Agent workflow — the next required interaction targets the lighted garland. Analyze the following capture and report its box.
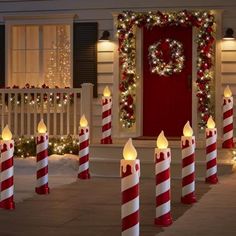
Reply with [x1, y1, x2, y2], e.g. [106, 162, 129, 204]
[148, 38, 185, 76]
[117, 10, 215, 129]
[14, 135, 79, 157]
[5, 83, 74, 106]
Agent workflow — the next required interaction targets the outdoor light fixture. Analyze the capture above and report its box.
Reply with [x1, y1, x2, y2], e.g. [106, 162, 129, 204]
[99, 30, 110, 41]
[223, 28, 235, 40]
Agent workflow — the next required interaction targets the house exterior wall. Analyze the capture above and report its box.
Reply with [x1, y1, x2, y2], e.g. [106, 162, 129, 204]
[0, 0, 236, 141]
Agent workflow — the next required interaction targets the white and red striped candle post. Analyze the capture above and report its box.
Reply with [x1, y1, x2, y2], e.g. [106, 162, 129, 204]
[101, 86, 112, 144]
[154, 131, 172, 227]
[181, 121, 197, 204]
[205, 116, 218, 184]
[0, 125, 15, 210]
[222, 85, 234, 148]
[121, 138, 140, 236]
[78, 114, 90, 179]
[35, 119, 50, 194]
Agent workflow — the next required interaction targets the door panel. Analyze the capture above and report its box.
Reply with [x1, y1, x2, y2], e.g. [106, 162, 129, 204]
[143, 26, 192, 137]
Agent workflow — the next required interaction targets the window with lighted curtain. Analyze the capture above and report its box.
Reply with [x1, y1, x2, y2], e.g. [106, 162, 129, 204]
[11, 24, 71, 88]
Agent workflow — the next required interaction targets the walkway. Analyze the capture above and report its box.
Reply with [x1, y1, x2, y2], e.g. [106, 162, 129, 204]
[0, 174, 235, 235]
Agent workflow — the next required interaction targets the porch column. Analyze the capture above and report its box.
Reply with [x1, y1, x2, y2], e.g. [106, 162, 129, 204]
[81, 83, 94, 141]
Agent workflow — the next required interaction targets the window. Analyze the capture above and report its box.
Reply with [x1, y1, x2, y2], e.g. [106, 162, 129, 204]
[10, 24, 71, 88]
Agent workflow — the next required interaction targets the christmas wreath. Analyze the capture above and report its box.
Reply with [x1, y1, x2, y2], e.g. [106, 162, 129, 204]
[148, 38, 185, 76]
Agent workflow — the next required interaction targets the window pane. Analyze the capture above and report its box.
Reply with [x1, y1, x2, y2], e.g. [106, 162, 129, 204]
[43, 25, 56, 49]
[26, 50, 39, 72]
[26, 26, 39, 49]
[12, 26, 25, 50]
[12, 50, 25, 72]
[12, 73, 26, 87]
[10, 24, 71, 88]
[26, 73, 40, 87]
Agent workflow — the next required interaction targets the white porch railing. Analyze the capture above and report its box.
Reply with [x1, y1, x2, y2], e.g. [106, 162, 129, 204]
[0, 83, 93, 138]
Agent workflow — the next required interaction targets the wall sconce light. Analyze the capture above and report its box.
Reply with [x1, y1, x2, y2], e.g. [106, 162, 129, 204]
[99, 30, 110, 41]
[223, 28, 235, 40]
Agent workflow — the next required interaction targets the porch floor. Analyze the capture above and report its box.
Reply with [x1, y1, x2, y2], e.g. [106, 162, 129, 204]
[0, 175, 235, 235]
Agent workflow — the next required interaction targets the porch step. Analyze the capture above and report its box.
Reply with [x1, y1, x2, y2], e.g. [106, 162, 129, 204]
[90, 142, 235, 179]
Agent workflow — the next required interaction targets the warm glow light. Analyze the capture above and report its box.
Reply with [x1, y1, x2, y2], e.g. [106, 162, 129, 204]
[2, 125, 12, 141]
[156, 131, 168, 149]
[37, 119, 47, 133]
[207, 116, 215, 129]
[123, 138, 137, 160]
[224, 85, 232, 97]
[103, 86, 111, 97]
[183, 121, 193, 137]
[80, 114, 88, 127]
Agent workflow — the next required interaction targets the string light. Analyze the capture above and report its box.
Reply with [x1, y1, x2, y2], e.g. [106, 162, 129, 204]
[5, 87, 74, 106]
[117, 10, 215, 130]
[45, 25, 71, 88]
[15, 135, 79, 157]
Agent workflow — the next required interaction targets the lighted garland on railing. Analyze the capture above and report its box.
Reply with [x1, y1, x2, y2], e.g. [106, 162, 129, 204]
[14, 135, 79, 158]
[4, 84, 75, 106]
[117, 10, 215, 129]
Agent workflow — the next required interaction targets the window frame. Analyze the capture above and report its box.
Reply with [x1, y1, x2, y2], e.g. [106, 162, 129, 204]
[5, 14, 75, 88]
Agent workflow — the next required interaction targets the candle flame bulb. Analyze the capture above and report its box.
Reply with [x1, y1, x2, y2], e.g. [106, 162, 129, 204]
[183, 121, 193, 137]
[207, 116, 215, 129]
[156, 131, 168, 149]
[224, 85, 232, 98]
[103, 86, 111, 97]
[80, 114, 88, 127]
[37, 119, 47, 133]
[123, 138, 137, 160]
[2, 125, 12, 141]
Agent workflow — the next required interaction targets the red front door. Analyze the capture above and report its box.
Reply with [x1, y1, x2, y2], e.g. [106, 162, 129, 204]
[143, 26, 192, 137]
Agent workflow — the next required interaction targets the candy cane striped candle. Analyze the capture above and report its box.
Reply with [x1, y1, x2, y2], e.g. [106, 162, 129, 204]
[206, 116, 218, 184]
[0, 125, 15, 210]
[222, 85, 234, 148]
[154, 131, 172, 227]
[35, 119, 50, 194]
[121, 138, 140, 236]
[78, 114, 90, 179]
[101, 86, 112, 144]
[181, 121, 196, 204]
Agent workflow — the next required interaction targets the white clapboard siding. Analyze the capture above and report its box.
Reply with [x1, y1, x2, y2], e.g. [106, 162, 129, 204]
[221, 74, 236, 84]
[98, 41, 114, 52]
[221, 63, 236, 73]
[97, 63, 113, 73]
[221, 41, 236, 51]
[98, 52, 114, 62]
[222, 51, 236, 62]
[95, 40, 114, 137]
[98, 74, 113, 84]
[79, 19, 114, 31]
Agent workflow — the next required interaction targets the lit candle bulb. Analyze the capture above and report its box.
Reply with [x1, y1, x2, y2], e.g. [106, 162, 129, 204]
[78, 114, 90, 179]
[154, 131, 172, 226]
[35, 119, 50, 194]
[222, 85, 234, 148]
[121, 138, 140, 236]
[0, 125, 15, 209]
[101, 86, 113, 144]
[181, 121, 197, 204]
[205, 116, 218, 184]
